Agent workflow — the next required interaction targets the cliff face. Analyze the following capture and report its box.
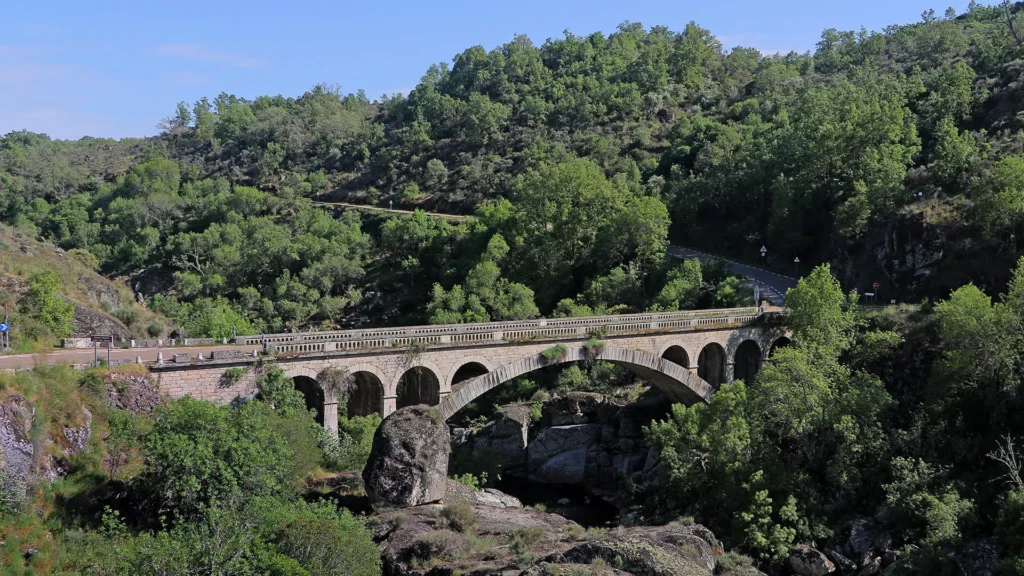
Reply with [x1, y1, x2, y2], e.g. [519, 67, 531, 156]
[837, 201, 1015, 303]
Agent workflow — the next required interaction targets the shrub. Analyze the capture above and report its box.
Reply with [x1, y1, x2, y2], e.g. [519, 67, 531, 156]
[510, 526, 545, 555]
[582, 337, 606, 359]
[411, 531, 470, 564]
[566, 524, 585, 541]
[274, 502, 382, 576]
[20, 269, 75, 338]
[146, 322, 163, 338]
[140, 398, 306, 515]
[529, 402, 543, 423]
[324, 413, 382, 472]
[106, 409, 140, 479]
[113, 308, 139, 327]
[440, 503, 479, 534]
[452, 473, 481, 490]
[540, 344, 568, 363]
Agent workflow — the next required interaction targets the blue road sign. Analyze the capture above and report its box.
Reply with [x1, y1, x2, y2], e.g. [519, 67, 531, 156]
[0, 324, 8, 331]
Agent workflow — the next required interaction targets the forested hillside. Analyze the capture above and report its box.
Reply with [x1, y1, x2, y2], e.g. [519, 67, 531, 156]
[4, 3, 1024, 335]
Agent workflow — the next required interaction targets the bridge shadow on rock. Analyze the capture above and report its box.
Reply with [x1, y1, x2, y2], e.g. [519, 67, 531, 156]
[439, 346, 714, 421]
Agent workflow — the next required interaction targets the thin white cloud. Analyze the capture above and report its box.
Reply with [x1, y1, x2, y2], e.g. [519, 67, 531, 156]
[156, 44, 266, 68]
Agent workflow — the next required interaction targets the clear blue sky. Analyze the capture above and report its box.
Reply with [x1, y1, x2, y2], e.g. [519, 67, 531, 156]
[0, 0, 976, 140]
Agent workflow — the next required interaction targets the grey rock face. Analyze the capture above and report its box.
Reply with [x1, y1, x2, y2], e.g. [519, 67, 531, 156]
[472, 405, 530, 467]
[0, 395, 34, 481]
[362, 405, 450, 507]
[789, 545, 836, 576]
[528, 424, 601, 484]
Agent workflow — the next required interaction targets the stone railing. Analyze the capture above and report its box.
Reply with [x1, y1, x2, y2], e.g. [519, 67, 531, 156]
[258, 308, 762, 354]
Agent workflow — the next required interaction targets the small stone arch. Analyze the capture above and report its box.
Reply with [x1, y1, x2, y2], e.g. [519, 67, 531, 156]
[697, 343, 727, 388]
[446, 355, 495, 387]
[769, 336, 792, 357]
[439, 346, 714, 420]
[397, 365, 442, 408]
[660, 344, 691, 369]
[280, 364, 319, 381]
[733, 340, 763, 384]
[346, 371, 385, 417]
[451, 361, 491, 387]
[291, 374, 324, 425]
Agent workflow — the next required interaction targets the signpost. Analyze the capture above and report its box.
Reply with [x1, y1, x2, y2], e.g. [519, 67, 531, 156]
[91, 335, 113, 369]
[1, 304, 9, 351]
[794, 256, 800, 277]
[760, 246, 767, 267]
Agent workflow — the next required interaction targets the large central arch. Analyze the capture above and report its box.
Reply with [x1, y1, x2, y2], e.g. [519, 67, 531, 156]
[438, 346, 714, 420]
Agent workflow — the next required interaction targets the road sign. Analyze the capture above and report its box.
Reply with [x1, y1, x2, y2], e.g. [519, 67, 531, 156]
[91, 335, 113, 343]
[760, 246, 767, 255]
[0, 324, 8, 332]
[865, 292, 875, 297]
[873, 282, 880, 290]
[794, 257, 800, 263]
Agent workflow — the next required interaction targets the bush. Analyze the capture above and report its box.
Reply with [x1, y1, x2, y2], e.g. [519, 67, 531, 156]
[146, 322, 163, 338]
[440, 503, 478, 534]
[411, 531, 470, 564]
[582, 337, 606, 358]
[274, 502, 382, 576]
[141, 397, 308, 515]
[113, 308, 139, 327]
[510, 526, 545, 555]
[541, 344, 568, 363]
[20, 269, 75, 339]
[451, 473, 481, 490]
[323, 413, 381, 471]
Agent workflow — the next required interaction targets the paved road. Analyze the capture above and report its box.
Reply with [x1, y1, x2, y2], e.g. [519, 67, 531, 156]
[311, 201, 468, 221]
[0, 344, 260, 371]
[667, 246, 798, 305]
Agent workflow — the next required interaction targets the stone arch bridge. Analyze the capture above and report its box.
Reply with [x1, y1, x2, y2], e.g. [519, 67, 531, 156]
[151, 307, 788, 434]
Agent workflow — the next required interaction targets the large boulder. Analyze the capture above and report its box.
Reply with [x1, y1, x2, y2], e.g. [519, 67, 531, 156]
[362, 405, 450, 507]
[789, 545, 836, 576]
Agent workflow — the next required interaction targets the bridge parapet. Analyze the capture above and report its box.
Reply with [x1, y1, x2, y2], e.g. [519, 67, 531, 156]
[256, 309, 761, 355]
[240, 307, 761, 348]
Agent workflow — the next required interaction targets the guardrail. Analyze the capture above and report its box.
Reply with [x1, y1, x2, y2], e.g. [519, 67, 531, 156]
[258, 308, 762, 354]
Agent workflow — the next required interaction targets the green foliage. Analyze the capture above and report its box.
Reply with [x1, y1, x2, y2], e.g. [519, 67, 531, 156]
[20, 269, 75, 339]
[509, 526, 545, 555]
[884, 457, 973, 548]
[141, 397, 314, 515]
[451, 472, 482, 490]
[327, 413, 381, 471]
[440, 503, 479, 534]
[540, 344, 568, 362]
[106, 409, 140, 479]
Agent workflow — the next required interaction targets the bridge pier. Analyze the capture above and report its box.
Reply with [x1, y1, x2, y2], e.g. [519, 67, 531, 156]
[324, 399, 339, 435]
[383, 395, 397, 417]
[725, 361, 735, 384]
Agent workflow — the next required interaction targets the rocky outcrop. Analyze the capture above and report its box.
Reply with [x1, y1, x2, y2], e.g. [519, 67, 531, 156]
[0, 395, 34, 481]
[472, 404, 530, 468]
[363, 405, 450, 507]
[457, 392, 672, 505]
[374, 502, 732, 576]
[789, 545, 836, 576]
[528, 424, 601, 484]
[546, 522, 723, 575]
[72, 303, 132, 342]
[1, 273, 132, 341]
[445, 478, 523, 509]
[106, 373, 164, 413]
